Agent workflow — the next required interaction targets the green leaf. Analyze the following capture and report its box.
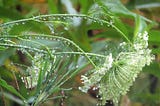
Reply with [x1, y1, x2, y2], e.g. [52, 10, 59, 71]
[143, 62, 160, 78]
[135, 0, 160, 9]
[149, 30, 160, 43]
[95, 0, 135, 18]
[134, 15, 147, 36]
[113, 17, 129, 37]
[0, 92, 24, 105]
[0, 78, 25, 100]
[0, 7, 23, 20]
[152, 48, 160, 54]
[79, 0, 93, 14]
[47, 0, 58, 13]
[0, 46, 6, 50]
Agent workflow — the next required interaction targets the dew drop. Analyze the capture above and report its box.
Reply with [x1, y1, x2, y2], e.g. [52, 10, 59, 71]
[67, 55, 70, 58]
[22, 22, 25, 25]
[51, 31, 54, 34]
[47, 23, 54, 34]
[83, 17, 87, 20]
[64, 27, 68, 31]
[43, 18, 46, 21]
[76, 65, 79, 68]
[67, 42, 70, 45]
[52, 17, 56, 20]
[23, 100, 27, 104]
[62, 16, 66, 20]
[15, 23, 19, 25]
[93, 20, 97, 23]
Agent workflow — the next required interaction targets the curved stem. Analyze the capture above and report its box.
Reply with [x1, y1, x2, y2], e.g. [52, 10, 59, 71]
[0, 14, 131, 44]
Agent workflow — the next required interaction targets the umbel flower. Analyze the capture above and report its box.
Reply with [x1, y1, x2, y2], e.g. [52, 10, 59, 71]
[79, 31, 154, 105]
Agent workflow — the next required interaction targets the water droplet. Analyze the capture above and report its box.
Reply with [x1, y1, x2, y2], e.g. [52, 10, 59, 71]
[47, 23, 54, 34]
[107, 20, 114, 27]
[22, 22, 25, 25]
[67, 42, 70, 45]
[23, 100, 27, 104]
[52, 17, 56, 20]
[64, 27, 68, 31]
[43, 18, 46, 21]
[83, 17, 87, 20]
[93, 20, 97, 23]
[76, 65, 79, 68]
[62, 16, 66, 20]
[67, 55, 70, 58]
[15, 23, 19, 25]
[51, 31, 54, 34]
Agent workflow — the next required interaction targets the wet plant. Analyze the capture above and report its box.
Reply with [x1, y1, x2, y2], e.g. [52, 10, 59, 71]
[0, 0, 156, 106]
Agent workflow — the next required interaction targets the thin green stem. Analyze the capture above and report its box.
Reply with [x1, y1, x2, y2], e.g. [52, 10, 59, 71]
[0, 14, 132, 44]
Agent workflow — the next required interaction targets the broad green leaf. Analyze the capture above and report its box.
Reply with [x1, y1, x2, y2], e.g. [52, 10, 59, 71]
[79, 0, 93, 14]
[113, 17, 129, 37]
[134, 15, 147, 36]
[143, 62, 160, 78]
[0, 78, 25, 100]
[95, 0, 152, 23]
[0, 46, 6, 50]
[47, 0, 58, 14]
[0, 7, 23, 20]
[95, 0, 135, 18]
[149, 30, 160, 43]
[152, 48, 160, 54]
[0, 92, 24, 105]
[135, 0, 160, 9]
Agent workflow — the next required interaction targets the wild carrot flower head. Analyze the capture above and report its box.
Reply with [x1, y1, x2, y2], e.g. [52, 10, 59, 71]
[79, 31, 154, 105]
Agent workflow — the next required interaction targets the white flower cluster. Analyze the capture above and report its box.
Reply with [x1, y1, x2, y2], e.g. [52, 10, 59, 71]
[134, 31, 149, 50]
[79, 53, 113, 93]
[79, 31, 154, 105]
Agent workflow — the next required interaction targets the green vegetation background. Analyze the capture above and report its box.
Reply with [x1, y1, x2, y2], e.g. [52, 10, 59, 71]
[0, 0, 160, 106]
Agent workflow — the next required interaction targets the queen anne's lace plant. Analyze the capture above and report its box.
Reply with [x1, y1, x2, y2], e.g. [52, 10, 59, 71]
[79, 31, 154, 105]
